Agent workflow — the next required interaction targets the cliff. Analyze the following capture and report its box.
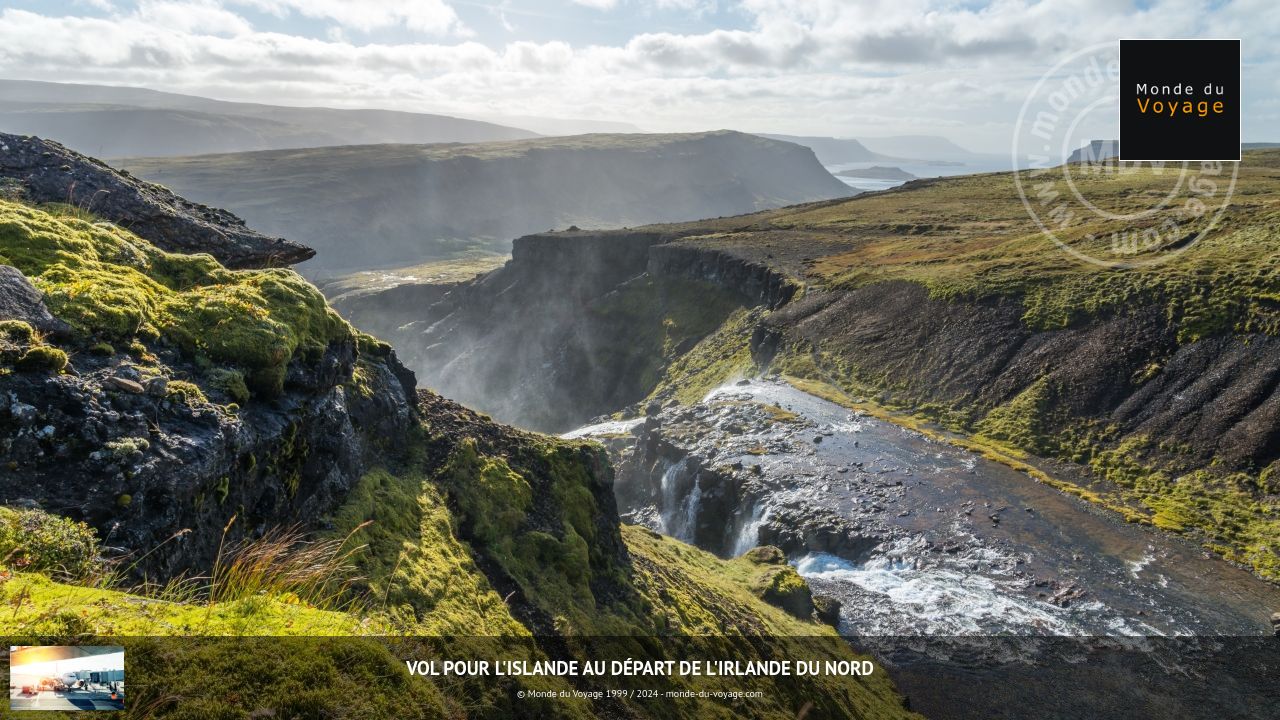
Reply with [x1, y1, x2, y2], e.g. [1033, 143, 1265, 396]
[391, 150, 1280, 582]
[0, 133, 313, 268]
[118, 131, 855, 274]
[0, 147, 915, 719]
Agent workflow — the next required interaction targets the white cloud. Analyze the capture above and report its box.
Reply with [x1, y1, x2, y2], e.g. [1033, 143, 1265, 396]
[0, 1, 1274, 151]
[229, 0, 467, 35]
[569, 0, 620, 10]
[137, 1, 252, 36]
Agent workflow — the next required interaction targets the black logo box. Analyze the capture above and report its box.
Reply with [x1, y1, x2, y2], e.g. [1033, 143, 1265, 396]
[1119, 39, 1240, 161]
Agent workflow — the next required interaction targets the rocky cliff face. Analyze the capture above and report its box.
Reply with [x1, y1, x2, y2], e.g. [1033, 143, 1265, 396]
[378, 223, 798, 432]
[0, 167, 411, 576]
[119, 131, 855, 274]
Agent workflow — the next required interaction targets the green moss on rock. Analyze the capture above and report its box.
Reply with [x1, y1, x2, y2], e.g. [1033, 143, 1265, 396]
[0, 199, 355, 399]
[14, 345, 67, 373]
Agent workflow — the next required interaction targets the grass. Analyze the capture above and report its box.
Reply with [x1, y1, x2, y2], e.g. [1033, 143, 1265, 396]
[683, 153, 1280, 342]
[208, 519, 372, 611]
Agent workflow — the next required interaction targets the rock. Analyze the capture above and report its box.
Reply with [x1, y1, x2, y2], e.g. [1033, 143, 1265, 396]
[812, 594, 842, 627]
[105, 376, 145, 394]
[0, 133, 312, 268]
[0, 265, 72, 338]
[144, 376, 168, 397]
[1271, 612, 1279, 636]
[743, 545, 787, 565]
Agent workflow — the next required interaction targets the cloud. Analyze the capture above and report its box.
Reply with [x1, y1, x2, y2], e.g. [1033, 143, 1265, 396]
[137, 1, 253, 36]
[0, 1, 1274, 151]
[229, 0, 467, 35]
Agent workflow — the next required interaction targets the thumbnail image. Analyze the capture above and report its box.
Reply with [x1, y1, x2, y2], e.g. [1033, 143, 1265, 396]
[9, 646, 124, 712]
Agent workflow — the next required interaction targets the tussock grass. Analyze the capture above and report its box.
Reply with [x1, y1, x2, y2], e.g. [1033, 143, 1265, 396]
[209, 516, 372, 612]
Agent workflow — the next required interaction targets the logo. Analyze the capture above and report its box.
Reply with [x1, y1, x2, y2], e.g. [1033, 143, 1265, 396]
[1011, 42, 1238, 269]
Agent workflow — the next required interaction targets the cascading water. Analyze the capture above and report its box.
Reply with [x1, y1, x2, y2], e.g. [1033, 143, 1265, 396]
[658, 457, 689, 537]
[732, 504, 767, 557]
[571, 377, 1280, 637]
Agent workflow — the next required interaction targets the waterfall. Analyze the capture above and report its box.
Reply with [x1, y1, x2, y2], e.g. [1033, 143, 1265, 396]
[732, 504, 767, 557]
[676, 477, 702, 543]
[658, 458, 689, 535]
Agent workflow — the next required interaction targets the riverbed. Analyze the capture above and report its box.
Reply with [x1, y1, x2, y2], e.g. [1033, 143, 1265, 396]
[571, 377, 1280, 637]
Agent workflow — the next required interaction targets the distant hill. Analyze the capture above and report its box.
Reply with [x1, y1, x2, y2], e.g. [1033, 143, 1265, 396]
[837, 166, 916, 181]
[757, 134, 888, 164]
[0, 79, 537, 156]
[1068, 140, 1119, 163]
[858, 135, 977, 160]
[119, 130, 855, 275]
[860, 133, 977, 158]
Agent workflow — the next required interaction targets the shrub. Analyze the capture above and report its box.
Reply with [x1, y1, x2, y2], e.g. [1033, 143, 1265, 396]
[14, 345, 67, 373]
[0, 507, 100, 580]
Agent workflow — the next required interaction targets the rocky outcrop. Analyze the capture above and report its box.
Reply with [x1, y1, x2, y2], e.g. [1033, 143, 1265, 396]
[119, 130, 854, 274]
[380, 227, 773, 431]
[1, 320, 418, 578]
[0, 133, 313, 268]
[648, 243, 798, 309]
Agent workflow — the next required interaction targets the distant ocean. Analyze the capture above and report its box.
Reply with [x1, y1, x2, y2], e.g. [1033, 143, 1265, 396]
[827, 155, 1023, 191]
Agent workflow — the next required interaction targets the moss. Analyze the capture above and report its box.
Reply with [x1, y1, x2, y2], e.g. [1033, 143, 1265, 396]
[166, 379, 208, 405]
[356, 331, 393, 358]
[0, 199, 356, 400]
[89, 340, 115, 356]
[0, 319, 35, 344]
[207, 367, 250, 404]
[13, 345, 67, 373]
[105, 436, 150, 459]
[975, 377, 1057, 455]
[116, 493, 132, 508]
[0, 507, 100, 580]
[647, 308, 758, 406]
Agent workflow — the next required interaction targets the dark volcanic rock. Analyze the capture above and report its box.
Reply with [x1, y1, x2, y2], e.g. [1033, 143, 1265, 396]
[0, 333, 419, 579]
[0, 265, 70, 337]
[0, 133, 313, 268]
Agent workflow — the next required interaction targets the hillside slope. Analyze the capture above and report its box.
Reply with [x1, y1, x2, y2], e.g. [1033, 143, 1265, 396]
[119, 131, 855, 274]
[0, 79, 537, 156]
[383, 152, 1280, 581]
[0, 145, 915, 719]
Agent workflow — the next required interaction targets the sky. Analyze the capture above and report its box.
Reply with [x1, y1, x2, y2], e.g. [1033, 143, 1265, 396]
[0, 0, 1275, 153]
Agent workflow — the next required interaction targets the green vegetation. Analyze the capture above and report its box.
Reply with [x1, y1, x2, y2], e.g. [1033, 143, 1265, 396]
[588, 277, 746, 396]
[0, 199, 357, 398]
[646, 308, 758, 406]
[14, 344, 67, 373]
[0, 507, 100, 580]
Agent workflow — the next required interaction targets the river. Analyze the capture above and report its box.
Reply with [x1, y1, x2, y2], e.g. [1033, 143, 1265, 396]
[567, 377, 1280, 718]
